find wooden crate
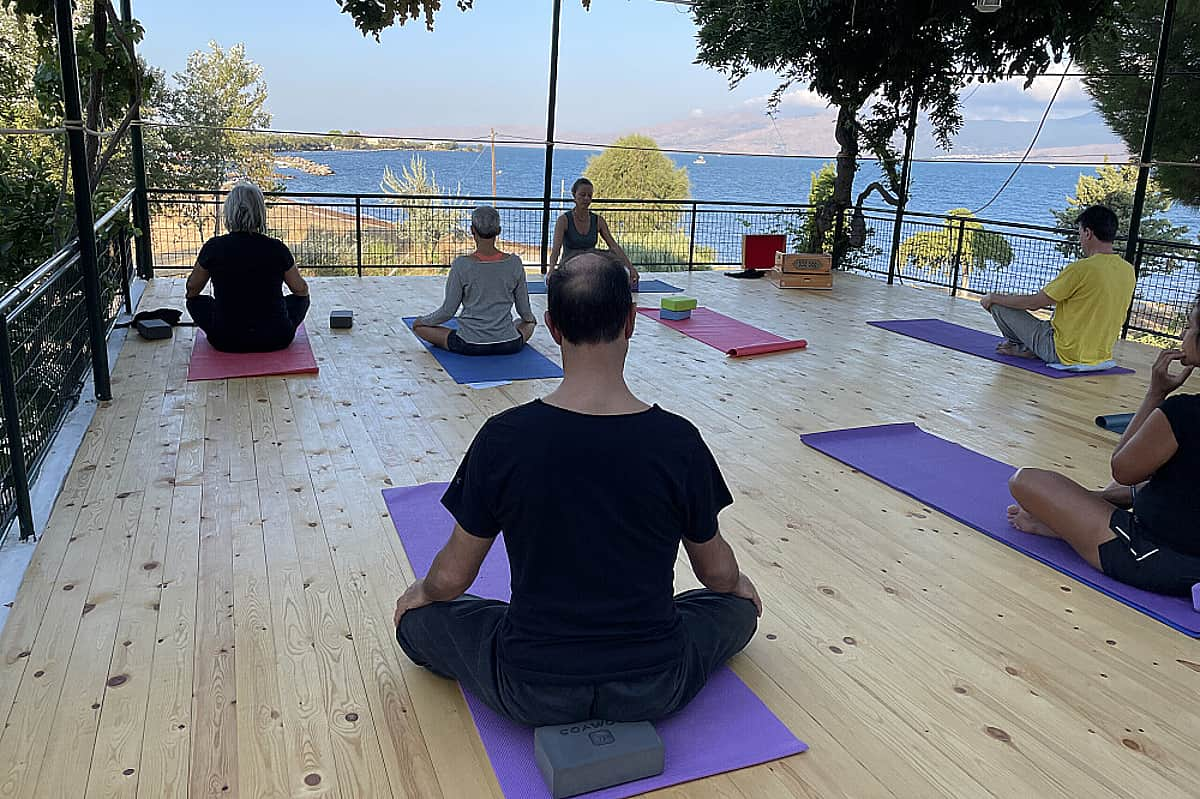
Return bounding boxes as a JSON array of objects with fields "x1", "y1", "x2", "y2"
[
  {"x1": 774, "y1": 252, "x2": 832, "y2": 274},
  {"x1": 768, "y1": 267, "x2": 832, "y2": 290}
]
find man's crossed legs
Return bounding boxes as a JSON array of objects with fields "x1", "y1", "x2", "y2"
[
  {"x1": 989, "y1": 305, "x2": 1058, "y2": 362},
  {"x1": 397, "y1": 589, "x2": 757, "y2": 727}
]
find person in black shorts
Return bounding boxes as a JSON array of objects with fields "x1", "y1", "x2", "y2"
[
  {"x1": 394, "y1": 252, "x2": 761, "y2": 727},
  {"x1": 412, "y1": 206, "x2": 537, "y2": 356},
  {"x1": 1007, "y1": 292, "x2": 1200, "y2": 596},
  {"x1": 185, "y1": 181, "x2": 310, "y2": 353}
]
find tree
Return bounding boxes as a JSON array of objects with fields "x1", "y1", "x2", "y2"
[
  {"x1": 805, "y1": 162, "x2": 836, "y2": 252},
  {"x1": 146, "y1": 42, "x2": 274, "y2": 191},
  {"x1": 688, "y1": 0, "x2": 1116, "y2": 261},
  {"x1": 897, "y1": 209, "x2": 1013, "y2": 289},
  {"x1": 380, "y1": 155, "x2": 467, "y2": 265},
  {"x1": 1050, "y1": 161, "x2": 1190, "y2": 271},
  {"x1": 1077, "y1": 0, "x2": 1199, "y2": 206},
  {"x1": 582, "y1": 134, "x2": 689, "y2": 236},
  {"x1": 580, "y1": 134, "x2": 706, "y2": 270},
  {"x1": 1, "y1": 1, "x2": 148, "y2": 286},
  {"x1": 334, "y1": 0, "x2": 590, "y2": 37},
  {"x1": 145, "y1": 42, "x2": 276, "y2": 242}
]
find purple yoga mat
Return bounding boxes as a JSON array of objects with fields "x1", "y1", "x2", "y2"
[
  {"x1": 868, "y1": 318, "x2": 1134, "y2": 378},
  {"x1": 801, "y1": 423, "x2": 1199, "y2": 636},
  {"x1": 382, "y1": 483, "x2": 808, "y2": 798}
]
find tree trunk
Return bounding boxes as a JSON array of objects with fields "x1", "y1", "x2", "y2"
[
  {"x1": 831, "y1": 104, "x2": 860, "y2": 265},
  {"x1": 85, "y1": 1, "x2": 108, "y2": 180}
]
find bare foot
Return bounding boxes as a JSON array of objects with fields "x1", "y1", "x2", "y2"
[
  {"x1": 1006, "y1": 503, "x2": 1055, "y2": 537},
  {"x1": 996, "y1": 342, "x2": 1038, "y2": 359}
]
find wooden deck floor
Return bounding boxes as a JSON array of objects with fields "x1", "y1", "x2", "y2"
[{"x1": 0, "y1": 271, "x2": 1196, "y2": 798}]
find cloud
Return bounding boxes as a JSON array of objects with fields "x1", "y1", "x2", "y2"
[
  {"x1": 960, "y1": 75, "x2": 1094, "y2": 122},
  {"x1": 689, "y1": 108, "x2": 704, "y2": 118},
  {"x1": 741, "y1": 87, "x2": 829, "y2": 114}
]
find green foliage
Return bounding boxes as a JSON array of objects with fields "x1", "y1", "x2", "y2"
[
  {"x1": 582, "y1": 134, "x2": 690, "y2": 250},
  {"x1": 1077, "y1": 0, "x2": 1199, "y2": 206},
  {"x1": 146, "y1": 42, "x2": 275, "y2": 193},
  {"x1": 805, "y1": 162, "x2": 836, "y2": 251},
  {"x1": 380, "y1": 155, "x2": 468, "y2": 265},
  {"x1": 0, "y1": 148, "x2": 67, "y2": 287},
  {"x1": 898, "y1": 209, "x2": 1013, "y2": 286},
  {"x1": 1050, "y1": 162, "x2": 1190, "y2": 271},
  {"x1": 335, "y1": 0, "x2": 590, "y2": 38}
]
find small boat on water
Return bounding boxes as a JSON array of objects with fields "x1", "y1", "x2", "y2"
[{"x1": 693, "y1": 155, "x2": 707, "y2": 165}]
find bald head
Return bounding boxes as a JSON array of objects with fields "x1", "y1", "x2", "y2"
[{"x1": 546, "y1": 253, "x2": 632, "y2": 345}]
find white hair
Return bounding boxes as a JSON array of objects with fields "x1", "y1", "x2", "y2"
[
  {"x1": 223, "y1": 181, "x2": 268, "y2": 234},
  {"x1": 471, "y1": 205, "x2": 501, "y2": 238}
]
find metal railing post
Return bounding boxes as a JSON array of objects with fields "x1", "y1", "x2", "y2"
[
  {"x1": 1122, "y1": 238, "x2": 1145, "y2": 339},
  {"x1": 0, "y1": 315, "x2": 35, "y2": 541},
  {"x1": 832, "y1": 204, "x2": 845, "y2": 270},
  {"x1": 53, "y1": 0, "x2": 111, "y2": 402},
  {"x1": 213, "y1": 191, "x2": 221, "y2": 236},
  {"x1": 950, "y1": 218, "x2": 967, "y2": 297},
  {"x1": 120, "y1": 232, "x2": 134, "y2": 314},
  {"x1": 687, "y1": 202, "x2": 698, "y2": 271},
  {"x1": 121, "y1": 0, "x2": 154, "y2": 280},
  {"x1": 355, "y1": 197, "x2": 363, "y2": 277}
]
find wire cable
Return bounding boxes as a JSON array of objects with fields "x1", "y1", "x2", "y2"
[{"x1": 972, "y1": 57, "x2": 1073, "y2": 214}]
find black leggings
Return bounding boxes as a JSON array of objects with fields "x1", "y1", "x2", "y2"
[
  {"x1": 397, "y1": 588, "x2": 758, "y2": 727},
  {"x1": 187, "y1": 295, "x2": 309, "y2": 353}
]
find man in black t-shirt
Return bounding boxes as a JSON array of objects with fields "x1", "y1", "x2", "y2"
[{"x1": 394, "y1": 253, "x2": 761, "y2": 727}]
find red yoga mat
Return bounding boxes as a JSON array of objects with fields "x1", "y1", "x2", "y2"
[
  {"x1": 186, "y1": 325, "x2": 319, "y2": 381},
  {"x1": 636, "y1": 307, "x2": 807, "y2": 357}
]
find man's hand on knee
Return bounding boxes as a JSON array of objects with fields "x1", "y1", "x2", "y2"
[
  {"x1": 394, "y1": 579, "x2": 433, "y2": 627},
  {"x1": 732, "y1": 573, "x2": 762, "y2": 617}
]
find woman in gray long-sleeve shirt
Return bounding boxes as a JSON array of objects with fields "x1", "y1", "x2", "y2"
[{"x1": 414, "y1": 206, "x2": 537, "y2": 356}]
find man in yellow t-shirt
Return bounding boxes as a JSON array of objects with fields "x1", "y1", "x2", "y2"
[{"x1": 980, "y1": 205, "x2": 1135, "y2": 367}]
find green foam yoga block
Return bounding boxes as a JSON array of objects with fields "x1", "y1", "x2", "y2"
[{"x1": 660, "y1": 296, "x2": 697, "y2": 312}]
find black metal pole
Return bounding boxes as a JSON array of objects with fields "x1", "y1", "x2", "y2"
[
  {"x1": 120, "y1": 0, "x2": 154, "y2": 280},
  {"x1": 539, "y1": 0, "x2": 563, "y2": 273},
  {"x1": 887, "y1": 90, "x2": 920, "y2": 286},
  {"x1": 355, "y1": 197, "x2": 363, "y2": 277},
  {"x1": 687, "y1": 202, "x2": 698, "y2": 271},
  {"x1": 54, "y1": 0, "x2": 112, "y2": 402},
  {"x1": 1124, "y1": 0, "x2": 1176, "y2": 265},
  {"x1": 0, "y1": 315, "x2": 35, "y2": 541}
]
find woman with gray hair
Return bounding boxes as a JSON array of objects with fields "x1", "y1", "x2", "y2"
[
  {"x1": 185, "y1": 181, "x2": 311, "y2": 352},
  {"x1": 413, "y1": 205, "x2": 536, "y2": 355}
]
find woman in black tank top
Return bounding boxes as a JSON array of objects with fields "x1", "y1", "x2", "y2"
[{"x1": 547, "y1": 178, "x2": 639, "y2": 287}]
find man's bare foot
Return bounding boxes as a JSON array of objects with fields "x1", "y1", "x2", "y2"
[
  {"x1": 1006, "y1": 503, "x2": 1055, "y2": 537},
  {"x1": 996, "y1": 342, "x2": 1039, "y2": 359}
]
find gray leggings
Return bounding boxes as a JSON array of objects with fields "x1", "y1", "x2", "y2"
[
  {"x1": 989, "y1": 305, "x2": 1058, "y2": 363},
  {"x1": 397, "y1": 588, "x2": 758, "y2": 727}
]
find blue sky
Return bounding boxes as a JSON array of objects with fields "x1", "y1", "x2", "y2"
[{"x1": 135, "y1": 0, "x2": 1099, "y2": 138}]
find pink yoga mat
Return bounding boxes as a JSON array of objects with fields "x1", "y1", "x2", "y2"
[
  {"x1": 186, "y1": 325, "x2": 319, "y2": 381},
  {"x1": 636, "y1": 307, "x2": 807, "y2": 357},
  {"x1": 382, "y1": 482, "x2": 808, "y2": 799}
]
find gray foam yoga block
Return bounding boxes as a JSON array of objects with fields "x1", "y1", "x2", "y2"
[
  {"x1": 135, "y1": 318, "x2": 172, "y2": 340},
  {"x1": 329, "y1": 309, "x2": 353, "y2": 329},
  {"x1": 534, "y1": 720, "x2": 664, "y2": 799}
]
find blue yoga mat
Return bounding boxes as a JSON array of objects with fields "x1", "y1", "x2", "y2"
[
  {"x1": 526, "y1": 278, "x2": 682, "y2": 295},
  {"x1": 404, "y1": 318, "x2": 562, "y2": 384}
]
